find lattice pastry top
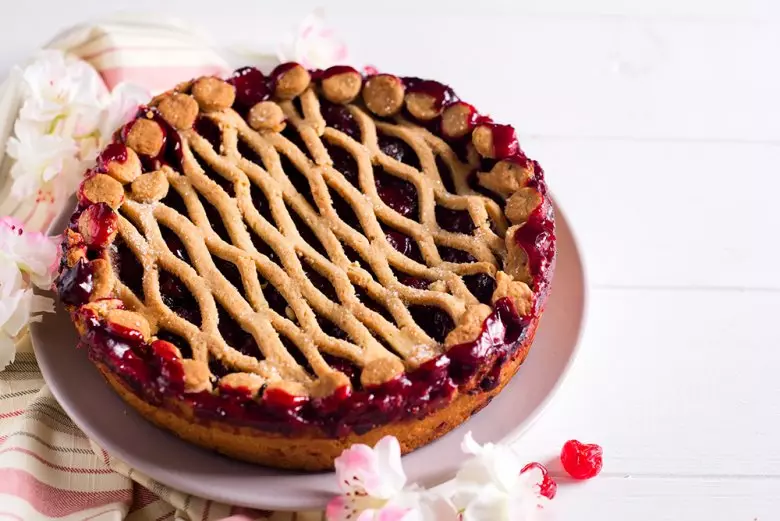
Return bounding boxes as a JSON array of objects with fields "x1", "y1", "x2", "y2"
[{"x1": 57, "y1": 63, "x2": 556, "y2": 401}]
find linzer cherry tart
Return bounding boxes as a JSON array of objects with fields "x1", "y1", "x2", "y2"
[{"x1": 55, "y1": 63, "x2": 556, "y2": 470}]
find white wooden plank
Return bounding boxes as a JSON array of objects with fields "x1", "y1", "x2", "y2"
[
  {"x1": 522, "y1": 138, "x2": 780, "y2": 289},
  {"x1": 1, "y1": 4, "x2": 778, "y2": 142},
  {"x1": 512, "y1": 288, "x2": 780, "y2": 477},
  {"x1": 550, "y1": 476, "x2": 780, "y2": 520}
]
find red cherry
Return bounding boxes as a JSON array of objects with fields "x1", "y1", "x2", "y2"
[
  {"x1": 521, "y1": 462, "x2": 557, "y2": 499},
  {"x1": 560, "y1": 439, "x2": 603, "y2": 479}
]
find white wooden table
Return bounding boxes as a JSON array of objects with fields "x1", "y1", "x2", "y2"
[{"x1": 2, "y1": 1, "x2": 778, "y2": 518}]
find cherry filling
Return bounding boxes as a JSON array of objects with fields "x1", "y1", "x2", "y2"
[
  {"x1": 435, "y1": 206, "x2": 475, "y2": 234},
  {"x1": 439, "y1": 246, "x2": 477, "y2": 264},
  {"x1": 303, "y1": 264, "x2": 339, "y2": 303},
  {"x1": 513, "y1": 200, "x2": 556, "y2": 295},
  {"x1": 156, "y1": 330, "x2": 193, "y2": 359},
  {"x1": 97, "y1": 142, "x2": 128, "y2": 167},
  {"x1": 487, "y1": 124, "x2": 519, "y2": 158},
  {"x1": 319, "y1": 98, "x2": 361, "y2": 140},
  {"x1": 278, "y1": 154, "x2": 316, "y2": 207},
  {"x1": 57, "y1": 259, "x2": 94, "y2": 307},
  {"x1": 196, "y1": 193, "x2": 232, "y2": 244},
  {"x1": 329, "y1": 188, "x2": 364, "y2": 232},
  {"x1": 324, "y1": 142, "x2": 359, "y2": 186},
  {"x1": 249, "y1": 183, "x2": 276, "y2": 225},
  {"x1": 228, "y1": 67, "x2": 271, "y2": 111},
  {"x1": 194, "y1": 116, "x2": 222, "y2": 151},
  {"x1": 160, "y1": 226, "x2": 190, "y2": 263},
  {"x1": 159, "y1": 270, "x2": 202, "y2": 326},
  {"x1": 377, "y1": 133, "x2": 421, "y2": 169},
  {"x1": 393, "y1": 269, "x2": 430, "y2": 290},
  {"x1": 408, "y1": 305, "x2": 454, "y2": 343},
  {"x1": 113, "y1": 239, "x2": 145, "y2": 298},
  {"x1": 384, "y1": 229, "x2": 423, "y2": 263},
  {"x1": 374, "y1": 168, "x2": 419, "y2": 219},
  {"x1": 212, "y1": 256, "x2": 246, "y2": 298},
  {"x1": 160, "y1": 187, "x2": 188, "y2": 216},
  {"x1": 435, "y1": 156, "x2": 457, "y2": 193},
  {"x1": 281, "y1": 126, "x2": 313, "y2": 161},
  {"x1": 217, "y1": 304, "x2": 262, "y2": 359},
  {"x1": 462, "y1": 273, "x2": 496, "y2": 304},
  {"x1": 237, "y1": 138, "x2": 263, "y2": 165}
]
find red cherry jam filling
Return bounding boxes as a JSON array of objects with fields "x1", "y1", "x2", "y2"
[
  {"x1": 377, "y1": 133, "x2": 421, "y2": 169},
  {"x1": 435, "y1": 206, "x2": 474, "y2": 235},
  {"x1": 374, "y1": 168, "x2": 418, "y2": 219},
  {"x1": 113, "y1": 238, "x2": 145, "y2": 298},
  {"x1": 159, "y1": 270, "x2": 202, "y2": 326},
  {"x1": 320, "y1": 98, "x2": 361, "y2": 140},
  {"x1": 462, "y1": 273, "x2": 496, "y2": 304},
  {"x1": 194, "y1": 116, "x2": 222, "y2": 151},
  {"x1": 385, "y1": 229, "x2": 423, "y2": 263},
  {"x1": 228, "y1": 66, "x2": 271, "y2": 111},
  {"x1": 97, "y1": 142, "x2": 128, "y2": 166},
  {"x1": 513, "y1": 197, "x2": 555, "y2": 297},
  {"x1": 57, "y1": 258, "x2": 94, "y2": 307},
  {"x1": 324, "y1": 142, "x2": 359, "y2": 186}
]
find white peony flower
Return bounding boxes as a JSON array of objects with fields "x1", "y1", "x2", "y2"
[
  {"x1": 6, "y1": 119, "x2": 77, "y2": 200},
  {"x1": 452, "y1": 433, "x2": 551, "y2": 521}
]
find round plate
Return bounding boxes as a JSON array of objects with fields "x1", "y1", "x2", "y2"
[{"x1": 32, "y1": 198, "x2": 586, "y2": 511}]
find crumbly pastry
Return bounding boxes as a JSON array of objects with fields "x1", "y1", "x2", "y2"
[{"x1": 56, "y1": 63, "x2": 557, "y2": 470}]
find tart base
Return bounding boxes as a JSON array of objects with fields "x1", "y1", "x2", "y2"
[{"x1": 95, "y1": 318, "x2": 539, "y2": 471}]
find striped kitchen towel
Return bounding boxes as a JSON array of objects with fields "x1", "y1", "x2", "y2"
[{"x1": 0, "y1": 17, "x2": 325, "y2": 521}]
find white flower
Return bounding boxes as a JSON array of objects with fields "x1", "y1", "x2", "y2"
[
  {"x1": 0, "y1": 261, "x2": 32, "y2": 369},
  {"x1": 277, "y1": 8, "x2": 351, "y2": 69},
  {"x1": 326, "y1": 436, "x2": 458, "y2": 521},
  {"x1": 6, "y1": 119, "x2": 77, "y2": 200},
  {"x1": 0, "y1": 218, "x2": 59, "y2": 371},
  {"x1": 18, "y1": 50, "x2": 106, "y2": 135},
  {"x1": 452, "y1": 433, "x2": 551, "y2": 521},
  {"x1": 0, "y1": 217, "x2": 60, "y2": 288}
]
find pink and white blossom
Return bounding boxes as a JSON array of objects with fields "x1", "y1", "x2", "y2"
[
  {"x1": 0, "y1": 218, "x2": 59, "y2": 370},
  {"x1": 326, "y1": 436, "x2": 459, "y2": 521},
  {"x1": 277, "y1": 8, "x2": 350, "y2": 69}
]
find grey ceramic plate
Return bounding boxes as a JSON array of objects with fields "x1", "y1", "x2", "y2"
[{"x1": 31, "y1": 199, "x2": 586, "y2": 511}]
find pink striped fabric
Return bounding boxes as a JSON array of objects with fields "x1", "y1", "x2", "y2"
[{"x1": 0, "y1": 18, "x2": 326, "y2": 521}]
